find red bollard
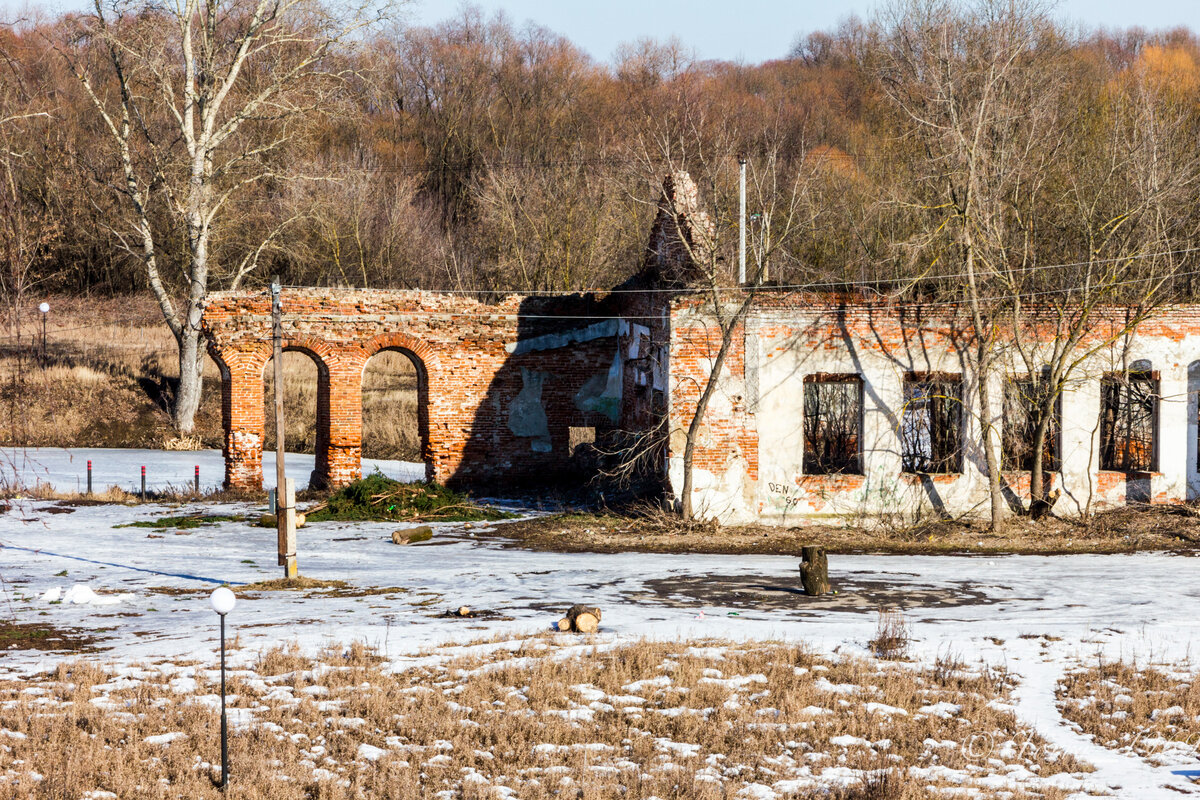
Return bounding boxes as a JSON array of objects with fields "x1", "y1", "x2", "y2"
[
  {"x1": 141, "y1": 465, "x2": 146, "y2": 500},
  {"x1": 195, "y1": 465, "x2": 200, "y2": 495},
  {"x1": 86, "y1": 459, "x2": 92, "y2": 496}
]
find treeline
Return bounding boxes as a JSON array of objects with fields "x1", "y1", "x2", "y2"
[{"x1": 1, "y1": 3, "x2": 1199, "y2": 301}]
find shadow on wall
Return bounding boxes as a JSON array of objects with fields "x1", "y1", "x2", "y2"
[{"x1": 449, "y1": 294, "x2": 631, "y2": 491}]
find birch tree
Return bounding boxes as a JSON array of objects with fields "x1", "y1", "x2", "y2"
[{"x1": 57, "y1": 0, "x2": 397, "y2": 433}]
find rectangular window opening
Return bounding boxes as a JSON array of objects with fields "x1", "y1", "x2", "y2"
[
  {"x1": 1100, "y1": 370, "x2": 1158, "y2": 473},
  {"x1": 803, "y1": 374, "x2": 863, "y2": 475},
  {"x1": 901, "y1": 374, "x2": 963, "y2": 474},
  {"x1": 1002, "y1": 377, "x2": 1062, "y2": 472}
]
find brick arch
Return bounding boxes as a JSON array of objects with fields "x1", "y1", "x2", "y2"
[
  {"x1": 277, "y1": 337, "x2": 335, "y2": 374},
  {"x1": 359, "y1": 333, "x2": 435, "y2": 481},
  {"x1": 360, "y1": 332, "x2": 439, "y2": 373}
]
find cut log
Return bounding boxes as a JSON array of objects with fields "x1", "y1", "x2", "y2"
[
  {"x1": 556, "y1": 618, "x2": 572, "y2": 632},
  {"x1": 562, "y1": 604, "x2": 601, "y2": 633},
  {"x1": 392, "y1": 526, "x2": 433, "y2": 545},
  {"x1": 566, "y1": 605, "x2": 602, "y2": 624},
  {"x1": 800, "y1": 546, "x2": 830, "y2": 596},
  {"x1": 457, "y1": 606, "x2": 471, "y2": 617},
  {"x1": 572, "y1": 612, "x2": 599, "y2": 633}
]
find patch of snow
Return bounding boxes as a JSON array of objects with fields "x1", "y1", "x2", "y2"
[
  {"x1": 144, "y1": 732, "x2": 187, "y2": 746},
  {"x1": 357, "y1": 744, "x2": 386, "y2": 761}
]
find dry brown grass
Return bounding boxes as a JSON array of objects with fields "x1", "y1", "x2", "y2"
[
  {"x1": 362, "y1": 350, "x2": 419, "y2": 461},
  {"x1": 494, "y1": 504, "x2": 1200, "y2": 556},
  {"x1": 1058, "y1": 659, "x2": 1200, "y2": 766},
  {"x1": 0, "y1": 636, "x2": 1094, "y2": 799},
  {"x1": 0, "y1": 294, "x2": 420, "y2": 461},
  {"x1": 0, "y1": 294, "x2": 224, "y2": 449}
]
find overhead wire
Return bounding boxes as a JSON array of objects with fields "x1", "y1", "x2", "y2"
[{"x1": 277, "y1": 243, "x2": 1200, "y2": 297}]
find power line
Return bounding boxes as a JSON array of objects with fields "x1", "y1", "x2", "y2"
[
  {"x1": 2, "y1": 244, "x2": 1197, "y2": 343},
  {"x1": 275, "y1": 243, "x2": 1200, "y2": 297}
]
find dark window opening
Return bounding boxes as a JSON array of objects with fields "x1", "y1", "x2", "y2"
[
  {"x1": 1002, "y1": 378, "x2": 1061, "y2": 472},
  {"x1": 803, "y1": 375, "x2": 863, "y2": 475},
  {"x1": 900, "y1": 374, "x2": 962, "y2": 473},
  {"x1": 1100, "y1": 370, "x2": 1158, "y2": 473}
]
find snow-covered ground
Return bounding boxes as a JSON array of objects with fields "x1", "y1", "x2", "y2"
[
  {"x1": 0, "y1": 446, "x2": 425, "y2": 492},
  {"x1": 1, "y1": 458, "x2": 1199, "y2": 794}
]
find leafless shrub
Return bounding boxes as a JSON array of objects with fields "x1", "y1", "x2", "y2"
[{"x1": 869, "y1": 607, "x2": 911, "y2": 660}]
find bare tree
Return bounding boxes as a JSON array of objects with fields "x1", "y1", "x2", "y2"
[
  {"x1": 630, "y1": 107, "x2": 819, "y2": 521},
  {"x1": 1001, "y1": 43, "x2": 1200, "y2": 515},
  {"x1": 56, "y1": 0, "x2": 397, "y2": 433},
  {"x1": 876, "y1": 0, "x2": 1061, "y2": 531}
]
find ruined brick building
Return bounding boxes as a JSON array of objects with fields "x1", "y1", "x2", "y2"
[{"x1": 202, "y1": 174, "x2": 1200, "y2": 523}]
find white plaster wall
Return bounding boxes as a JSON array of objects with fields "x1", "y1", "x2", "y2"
[{"x1": 673, "y1": 307, "x2": 1200, "y2": 525}]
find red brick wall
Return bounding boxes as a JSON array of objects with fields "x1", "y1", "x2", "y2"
[{"x1": 203, "y1": 289, "x2": 626, "y2": 491}]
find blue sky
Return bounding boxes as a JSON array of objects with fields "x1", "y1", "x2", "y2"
[
  {"x1": 405, "y1": 0, "x2": 1200, "y2": 63},
  {"x1": 26, "y1": 0, "x2": 1200, "y2": 62}
]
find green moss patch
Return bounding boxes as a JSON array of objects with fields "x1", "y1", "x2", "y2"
[
  {"x1": 305, "y1": 472, "x2": 512, "y2": 523},
  {"x1": 114, "y1": 513, "x2": 244, "y2": 530}
]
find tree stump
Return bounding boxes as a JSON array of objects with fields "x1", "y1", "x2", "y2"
[{"x1": 800, "y1": 546, "x2": 830, "y2": 596}]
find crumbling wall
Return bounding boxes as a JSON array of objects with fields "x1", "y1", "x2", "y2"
[
  {"x1": 202, "y1": 289, "x2": 628, "y2": 491},
  {"x1": 669, "y1": 296, "x2": 1200, "y2": 524}
]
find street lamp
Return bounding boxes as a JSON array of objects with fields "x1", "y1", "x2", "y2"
[
  {"x1": 37, "y1": 302, "x2": 49, "y2": 365},
  {"x1": 210, "y1": 587, "x2": 236, "y2": 790}
]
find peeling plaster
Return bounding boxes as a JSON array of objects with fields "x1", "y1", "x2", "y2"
[
  {"x1": 508, "y1": 368, "x2": 553, "y2": 452},
  {"x1": 575, "y1": 350, "x2": 624, "y2": 423}
]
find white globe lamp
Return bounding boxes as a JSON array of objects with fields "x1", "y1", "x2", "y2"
[{"x1": 210, "y1": 586, "x2": 236, "y2": 615}]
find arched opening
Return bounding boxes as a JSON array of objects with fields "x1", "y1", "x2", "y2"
[
  {"x1": 263, "y1": 349, "x2": 326, "y2": 485},
  {"x1": 362, "y1": 348, "x2": 429, "y2": 481}
]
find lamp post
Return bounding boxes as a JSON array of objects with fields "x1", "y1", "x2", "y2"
[
  {"x1": 210, "y1": 587, "x2": 236, "y2": 790},
  {"x1": 37, "y1": 302, "x2": 49, "y2": 365}
]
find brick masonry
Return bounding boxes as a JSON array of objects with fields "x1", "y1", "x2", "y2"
[
  {"x1": 669, "y1": 294, "x2": 1200, "y2": 523},
  {"x1": 202, "y1": 290, "x2": 649, "y2": 491}
]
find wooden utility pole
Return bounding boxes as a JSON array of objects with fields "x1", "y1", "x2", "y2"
[{"x1": 271, "y1": 277, "x2": 298, "y2": 578}]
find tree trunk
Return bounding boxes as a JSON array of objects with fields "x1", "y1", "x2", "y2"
[
  {"x1": 173, "y1": 321, "x2": 204, "y2": 434},
  {"x1": 680, "y1": 327, "x2": 735, "y2": 522},
  {"x1": 1028, "y1": 397, "x2": 1055, "y2": 519},
  {"x1": 977, "y1": 354, "x2": 1005, "y2": 532}
]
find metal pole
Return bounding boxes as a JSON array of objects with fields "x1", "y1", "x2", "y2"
[
  {"x1": 195, "y1": 465, "x2": 200, "y2": 495},
  {"x1": 140, "y1": 465, "x2": 146, "y2": 500},
  {"x1": 271, "y1": 277, "x2": 287, "y2": 568},
  {"x1": 41, "y1": 313, "x2": 46, "y2": 365},
  {"x1": 738, "y1": 155, "x2": 747, "y2": 285},
  {"x1": 86, "y1": 460, "x2": 92, "y2": 496},
  {"x1": 219, "y1": 613, "x2": 228, "y2": 790}
]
